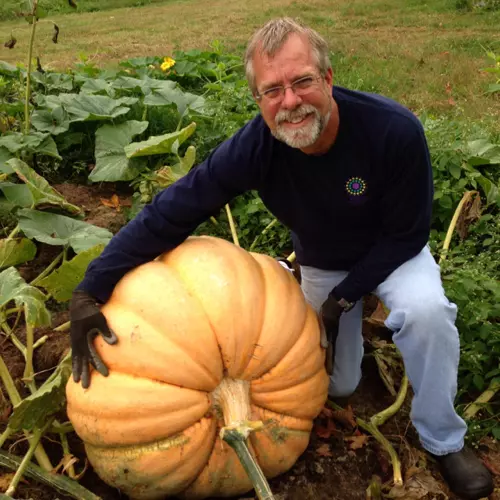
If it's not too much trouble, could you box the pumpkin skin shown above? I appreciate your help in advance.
[66,236,329,499]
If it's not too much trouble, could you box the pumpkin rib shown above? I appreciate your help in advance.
[163,262,232,378]
[95,305,221,391]
[239,253,309,381]
[109,301,222,388]
[112,310,221,389]
[164,244,267,378]
[250,403,313,432]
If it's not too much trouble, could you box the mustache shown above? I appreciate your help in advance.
[275,104,319,124]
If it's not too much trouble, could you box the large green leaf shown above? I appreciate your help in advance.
[0,267,50,327]
[477,175,500,206]
[0,239,37,269]
[80,78,116,97]
[467,139,500,166]
[111,76,174,94]
[6,159,81,214]
[0,61,19,75]
[31,106,70,135]
[37,94,138,123]
[0,132,61,160]
[31,72,73,92]
[156,145,197,187]
[125,122,196,158]
[0,183,33,208]
[0,147,13,174]
[8,353,71,432]
[89,120,149,182]
[143,86,205,115]
[38,244,104,302]
[18,209,113,253]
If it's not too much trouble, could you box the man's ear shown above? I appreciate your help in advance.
[324,67,333,87]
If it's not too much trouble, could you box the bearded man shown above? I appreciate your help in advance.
[69,17,493,500]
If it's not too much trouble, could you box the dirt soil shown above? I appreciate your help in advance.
[1,183,499,500]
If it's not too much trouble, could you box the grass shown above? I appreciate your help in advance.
[0,0,176,22]
[0,0,499,119]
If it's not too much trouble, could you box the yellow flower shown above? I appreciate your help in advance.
[161,57,175,71]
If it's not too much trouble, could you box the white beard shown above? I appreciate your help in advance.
[271,104,330,149]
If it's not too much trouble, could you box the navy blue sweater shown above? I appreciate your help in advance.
[78,86,433,304]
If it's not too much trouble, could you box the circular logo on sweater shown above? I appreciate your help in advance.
[345,177,367,196]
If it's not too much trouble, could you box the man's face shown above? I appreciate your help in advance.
[252,34,334,152]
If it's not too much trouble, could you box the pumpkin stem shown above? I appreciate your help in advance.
[222,427,275,500]
[213,378,276,500]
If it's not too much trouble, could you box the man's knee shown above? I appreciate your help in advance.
[328,375,360,398]
[387,292,458,346]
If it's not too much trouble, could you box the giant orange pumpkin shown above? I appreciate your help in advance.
[66,236,329,499]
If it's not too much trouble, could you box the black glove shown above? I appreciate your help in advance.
[320,292,354,375]
[69,290,118,388]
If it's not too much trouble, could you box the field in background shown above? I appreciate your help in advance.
[1,0,499,119]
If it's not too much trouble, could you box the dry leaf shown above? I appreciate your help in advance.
[100,194,121,212]
[366,300,389,326]
[331,405,357,429]
[404,466,424,481]
[456,192,482,240]
[315,418,337,439]
[345,434,369,450]
[0,472,15,490]
[388,470,448,499]
[316,443,333,457]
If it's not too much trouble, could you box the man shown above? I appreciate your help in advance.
[69,18,493,500]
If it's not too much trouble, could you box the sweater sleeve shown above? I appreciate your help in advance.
[77,119,269,303]
[332,119,433,303]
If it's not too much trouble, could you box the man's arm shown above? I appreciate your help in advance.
[77,120,270,303]
[332,120,434,304]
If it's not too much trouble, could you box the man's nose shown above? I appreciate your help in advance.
[280,86,302,109]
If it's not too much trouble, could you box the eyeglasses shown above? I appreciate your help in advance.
[255,75,323,102]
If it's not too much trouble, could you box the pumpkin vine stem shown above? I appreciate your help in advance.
[222,427,275,500]
[327,372,408,487]
[213,377,275,499]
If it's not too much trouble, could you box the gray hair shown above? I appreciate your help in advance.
[244,17,331,94]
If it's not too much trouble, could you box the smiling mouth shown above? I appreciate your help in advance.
[281,113,312,127]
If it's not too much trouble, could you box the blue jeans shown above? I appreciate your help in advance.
[300,246,467,455]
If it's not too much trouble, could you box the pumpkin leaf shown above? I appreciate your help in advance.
[8,353,72,432]
[0,132,61,160]
[0,147,13,174]
[111,75,173,94]
[475,175,499,206]
[0,183,34,208]
[31,72,73,92]
[0,61,19,76]
[0,267,50,327]
[0,238,37,269]
[37,244,105,302]
[125,122,196,158]
[89,120,149,182]
[17,209,113,253]
[6,159,81,214]
[143,86,205,115]
[31,106,70,135]
[156,145,197,187]
[37,94,137,123]
[80,78,116,97]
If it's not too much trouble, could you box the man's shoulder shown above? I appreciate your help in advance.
[333,85,423,134]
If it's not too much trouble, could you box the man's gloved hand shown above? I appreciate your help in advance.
[69,290,118,389]
[320,292,354,375]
